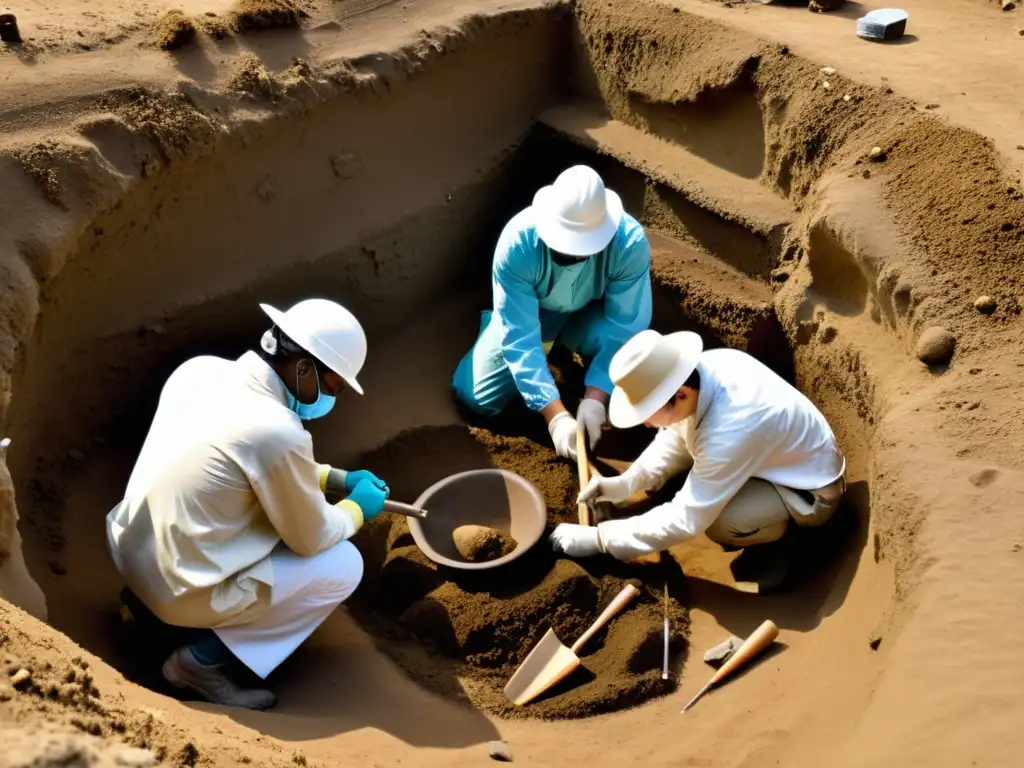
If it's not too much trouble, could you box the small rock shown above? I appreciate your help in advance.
[1000,0,1015,10]
[0,683,14,701]
[924,103,940,110]
[822,80,831,90]
[915,326,956,366]
[973,295,997,314]
[843,93,851,102]
[862,169,871,179]
[1013,542,1021,552]
[969,469,999,488]
[10,668,31,688]
[48,560,67,576]
[703,635,743,666]
[256,179,275,202]
[113,746,160,767]
[820,66,836,75]
[868,146,888,162]
[489,740,512,762]
[868,632,882,650]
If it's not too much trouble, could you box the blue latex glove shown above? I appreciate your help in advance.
[346,478,389,521]
[344,469,389,494]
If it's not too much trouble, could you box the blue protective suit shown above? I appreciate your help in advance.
[452,207,653,416]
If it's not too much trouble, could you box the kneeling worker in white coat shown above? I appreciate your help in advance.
[107,298,389,709]
[550,329,846,585]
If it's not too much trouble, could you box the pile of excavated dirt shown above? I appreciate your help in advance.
[348,424,689,719]
[452,524,517,561]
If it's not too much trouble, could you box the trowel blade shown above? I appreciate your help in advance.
[503,627,581,706]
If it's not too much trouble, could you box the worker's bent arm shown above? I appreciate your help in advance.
[493,230,560,412]
[598,431,775,560]
[628,426,693,492]
[249,437,359,557]
[584,226,653,394]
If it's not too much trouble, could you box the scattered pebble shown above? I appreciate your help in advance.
[915,326,956,366]
[821,66,836,75]
[869,146,888,162]
[0,683,14,701]
[843,93,851,102]
[822,80,831,90]
[489,740,513,762]
[113,746,160,767]
[48,560,67,576]
[703,635,742,666]
[924,103,940,110]
[969,469,999,488]
[256,179,275,203]
[1013,543,1021,552]
[973,295,997,314]
[10,669,31,688]
[868,632,882,651]
[1001,0,1015,10]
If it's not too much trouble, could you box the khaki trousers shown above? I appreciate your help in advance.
[704,475,847,548]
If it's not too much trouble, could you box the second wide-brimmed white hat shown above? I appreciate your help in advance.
[608,329,704,428]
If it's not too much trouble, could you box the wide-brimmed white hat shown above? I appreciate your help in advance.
[608,329,704,428]
[532,165,623,257]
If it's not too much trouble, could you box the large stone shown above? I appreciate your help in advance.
[915,326,956,365]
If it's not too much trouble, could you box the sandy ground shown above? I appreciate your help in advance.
[0,0,1023,766]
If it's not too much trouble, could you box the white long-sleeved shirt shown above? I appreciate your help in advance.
[597,348,846,561]
[106,351,362,629]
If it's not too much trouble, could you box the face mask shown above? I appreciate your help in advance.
[288,360,336,420]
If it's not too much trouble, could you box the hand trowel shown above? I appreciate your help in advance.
[503,582,640,706]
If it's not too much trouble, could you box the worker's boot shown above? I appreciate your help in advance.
[162,646,276,710]
[730,539,792,595]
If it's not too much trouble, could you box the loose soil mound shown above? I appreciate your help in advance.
[452,524,517,561]
[348,425,689,719]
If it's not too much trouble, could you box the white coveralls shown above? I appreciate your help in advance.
[106,351,364,679]
[597,349,847,561]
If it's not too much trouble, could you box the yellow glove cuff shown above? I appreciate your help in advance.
[336,499,364,534]
[317,464,332,494]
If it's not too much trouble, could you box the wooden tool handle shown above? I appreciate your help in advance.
[710,619,778,684]
[571,583,639,654]
[576,423,591,526]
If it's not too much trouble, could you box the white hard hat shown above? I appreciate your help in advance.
[531,165,623,257]
[608,329,703,428]
[260,299,367,395]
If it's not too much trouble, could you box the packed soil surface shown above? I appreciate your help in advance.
[0,0,1023,766]
[348,425,689,719]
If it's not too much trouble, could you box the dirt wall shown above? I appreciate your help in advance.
[0,7,569,595]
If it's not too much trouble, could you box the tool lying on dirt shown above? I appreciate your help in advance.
[662,580,670,680]
[504,582,640,706]
[682,619,779,712]
[576,423,592,526]
[329,469,429,520]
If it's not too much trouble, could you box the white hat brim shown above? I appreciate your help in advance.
[608,332,703,429]
[260,303,364,395]
[531,185,624,257]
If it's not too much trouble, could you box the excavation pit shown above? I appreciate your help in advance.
[4,0,1016,762]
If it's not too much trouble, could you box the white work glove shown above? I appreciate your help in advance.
[576,397,607,451]
[549,523,605,558]
[577,469,648,506]
[547,411,580,460]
